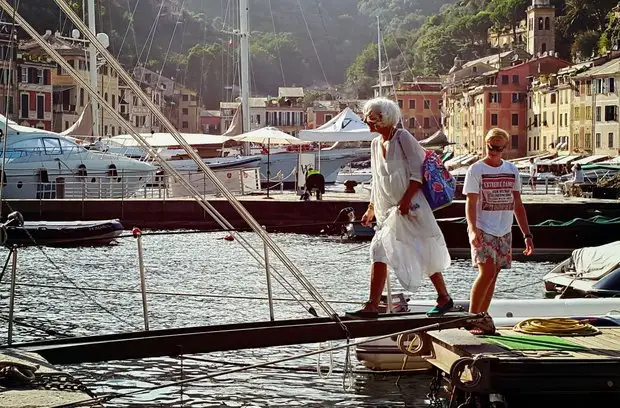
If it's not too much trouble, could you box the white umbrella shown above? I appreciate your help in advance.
[232,127,309,198]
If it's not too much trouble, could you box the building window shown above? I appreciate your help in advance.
[574,106,580,120]
[511,113,519,126]
[182,121,189,128]
[585,133,592,150]
[605,105,618,121]
[423,100,430,109]
[596,133,601,148]
[409,100,415,109]
[560,114,563,127]
[36,95,44,119]
[408,117,415,128]
[423,117,430,128]
[491,114,498,126]
[538,17,544,30]
[397,100,403,108]
[501,75,509,84]
[489,93,501,103]
[541,43,547,53]
[585,106,592,120]
[609,133,615,148]
[512,75,519,84]
[512,93,519,103]
[596,106,601,121]
[20,93,28,119]
[104,125,108,135]
[550,94,556,104]
[324,114,332,122]
[182,108,189,115]
[544,17,550,30]
[511,135,518,149]
[610,78,615,93]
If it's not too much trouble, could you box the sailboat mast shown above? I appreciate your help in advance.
[239,0,250,134]
[377,16,382,96]
[87,0,99,137]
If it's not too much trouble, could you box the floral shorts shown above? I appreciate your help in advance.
[471,230,512,269]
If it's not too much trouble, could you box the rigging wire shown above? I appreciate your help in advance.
[267,0,286,86]
[296,0,329,88]
[156,0,186,93]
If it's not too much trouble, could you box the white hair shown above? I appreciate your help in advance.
[362,97,401,128]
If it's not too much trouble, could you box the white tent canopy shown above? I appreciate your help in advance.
[299,107,376,142]
[108,132,232,147]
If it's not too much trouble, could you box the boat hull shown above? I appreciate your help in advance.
[6,219,124,247]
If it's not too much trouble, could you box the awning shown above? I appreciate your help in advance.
[53,85,76,93]
[552,155,583,165]
[445,154,469,167]
[572,155,610,165]
[599,156,620,165]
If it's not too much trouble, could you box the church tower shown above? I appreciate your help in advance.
[526,0,556,56]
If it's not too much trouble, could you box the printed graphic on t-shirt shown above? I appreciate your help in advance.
[480,173,515,211]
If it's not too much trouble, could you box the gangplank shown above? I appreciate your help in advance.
[4,312,473,365]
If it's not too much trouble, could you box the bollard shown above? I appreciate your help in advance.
[262,225,275,321]
[7,245,17,345]
[133,227,150,331]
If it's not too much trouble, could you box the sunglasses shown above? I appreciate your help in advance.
[487,144,506,152]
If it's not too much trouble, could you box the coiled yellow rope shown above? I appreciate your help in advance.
[513,318,601,336]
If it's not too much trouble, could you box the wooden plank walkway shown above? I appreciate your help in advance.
[425,327,620,396]
[0,349,98,407]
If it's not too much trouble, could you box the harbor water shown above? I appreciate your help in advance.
[0,231,554,407]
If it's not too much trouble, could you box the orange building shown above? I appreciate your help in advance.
[395,78,442,140]
[444,54,570,159]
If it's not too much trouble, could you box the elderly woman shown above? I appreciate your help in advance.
[347,97,453,318]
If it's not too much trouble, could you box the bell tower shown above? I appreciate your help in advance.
[526,0,556,56]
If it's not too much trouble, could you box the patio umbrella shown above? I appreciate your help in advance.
[232,126,309,198]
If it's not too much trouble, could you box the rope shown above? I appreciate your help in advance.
[513,318,601,336]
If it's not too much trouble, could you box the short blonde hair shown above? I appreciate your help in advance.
[485,128,510,145]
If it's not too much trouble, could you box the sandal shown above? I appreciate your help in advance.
[426,296,454,316]
[466,312,497,336]
[345,301,379,319]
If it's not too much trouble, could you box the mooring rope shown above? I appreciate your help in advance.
[513,318,601,336]
[48,314,481,408]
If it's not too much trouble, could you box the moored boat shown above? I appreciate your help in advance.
[5,219,124,247]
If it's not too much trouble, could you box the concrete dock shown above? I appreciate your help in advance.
[0,349,98,407]
[3,188,619,233]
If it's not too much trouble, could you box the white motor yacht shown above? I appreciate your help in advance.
[0,117,156,199]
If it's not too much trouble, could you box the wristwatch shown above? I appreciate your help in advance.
[524,233,533,239]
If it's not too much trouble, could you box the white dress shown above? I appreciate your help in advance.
[369,129,451,291]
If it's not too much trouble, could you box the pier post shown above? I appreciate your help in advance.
[263,225,275,321]
[7,245,17,345]
[133,228,150,331]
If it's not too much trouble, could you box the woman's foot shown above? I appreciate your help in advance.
[345,301,379,319]
[467,312,496,335]
[426,295,454,316]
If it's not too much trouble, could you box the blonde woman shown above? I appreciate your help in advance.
[346,97,453,319]
[463,128,534,334]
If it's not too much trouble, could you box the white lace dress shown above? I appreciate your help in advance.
[369,129,451,291]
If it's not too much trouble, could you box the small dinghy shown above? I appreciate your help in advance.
[543,241,620,298]
[5,219,124,247]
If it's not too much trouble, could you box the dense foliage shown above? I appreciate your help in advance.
[14,0,620,107]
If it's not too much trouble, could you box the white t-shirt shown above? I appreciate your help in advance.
[463,160,521,237]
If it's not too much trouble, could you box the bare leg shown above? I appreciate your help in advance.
[360,262,387,312]
[429,272,450,303]
[469,261,499,314]
[479,267,500,312]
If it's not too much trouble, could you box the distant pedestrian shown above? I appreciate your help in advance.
[463,128,534,334]
[528,157,537,192]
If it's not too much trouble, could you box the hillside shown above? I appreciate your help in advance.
[15,0,454,108]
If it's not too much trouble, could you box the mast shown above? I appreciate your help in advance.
[87,0,99,137]
[377,16,382,97]
[239,0,250,134]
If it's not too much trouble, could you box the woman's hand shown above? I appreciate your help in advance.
[361,208,374,227]
[468,225,482,247]
[523,237,534,256]
[398,195,412,215]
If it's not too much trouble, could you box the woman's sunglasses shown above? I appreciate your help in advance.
[487,144,506,152]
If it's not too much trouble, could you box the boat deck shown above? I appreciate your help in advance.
[425,327,620,397]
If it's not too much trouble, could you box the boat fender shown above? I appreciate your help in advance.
[223,234,234,241]
[449,355,492,393]
[132,227,142,238]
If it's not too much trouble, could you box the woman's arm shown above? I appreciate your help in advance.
[513,191,534,255]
